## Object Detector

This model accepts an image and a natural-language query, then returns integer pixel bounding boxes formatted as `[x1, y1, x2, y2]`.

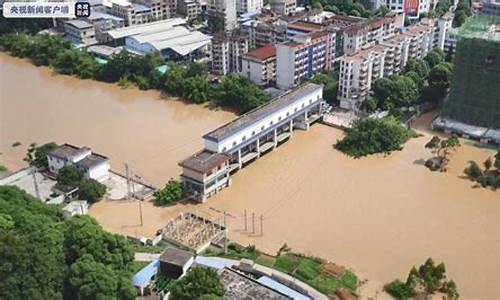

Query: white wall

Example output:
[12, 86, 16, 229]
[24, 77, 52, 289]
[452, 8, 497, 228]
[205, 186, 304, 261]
[204, 86, 323, 153]
[241, 58, 265, 85]
[87, 162, 110, 182]
[276, 44, 296, 90]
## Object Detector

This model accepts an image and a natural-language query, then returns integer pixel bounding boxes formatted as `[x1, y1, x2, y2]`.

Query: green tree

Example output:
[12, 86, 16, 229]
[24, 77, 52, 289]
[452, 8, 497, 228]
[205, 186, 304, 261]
[494, 151, 500, 173]
[24, 142, 57, 168]
[385, 279, 414, 299]
[57, 165, 84, 187]
[484, 157, 493, 172]
[465, 161, 483, 180]
[424, 49, 445, 68]
[424, 135, 460, 172]
[310, 72, 338, 103]
[427, 62, 453, 99]
[78, 178, 107, 203]
[405, 59, 430, 78]
[335, 117, 416, 158]
[154, 179, 184, 205]
[169, 266, 225, 300]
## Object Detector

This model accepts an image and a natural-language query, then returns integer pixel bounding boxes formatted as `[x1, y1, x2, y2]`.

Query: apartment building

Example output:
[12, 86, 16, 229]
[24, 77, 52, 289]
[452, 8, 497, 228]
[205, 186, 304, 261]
[236, 0, 263, 14]
[110, 0, 154, 26]
[211, 34, 249, 75]
[177, 0, 202, 20]
[480, 0, 500, 16]
[241, 44, 277, 85]
[133, 0, 177, 20]
[241, 19, 287, 48]
[270, 0, 296, 15]
[384, 0, 437, 16]
[206, 0, 237, 32]
[276, 31, 336, 89]
[87, 12, 125, 43]
[338, 21, 438, 110]
[343, 14, 398, 54]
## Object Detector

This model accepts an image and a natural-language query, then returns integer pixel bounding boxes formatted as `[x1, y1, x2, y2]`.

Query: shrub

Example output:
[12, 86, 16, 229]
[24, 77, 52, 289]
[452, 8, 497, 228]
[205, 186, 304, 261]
[154, 179, 183, 205]
[57, 165, 84, 187]
[385, 279, 414, 299]
[78, 178, 107, 203]
[335, 117, 416, 158]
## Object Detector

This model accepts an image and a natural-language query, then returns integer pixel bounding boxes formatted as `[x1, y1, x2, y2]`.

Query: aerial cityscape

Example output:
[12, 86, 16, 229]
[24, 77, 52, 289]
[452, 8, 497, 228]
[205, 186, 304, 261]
[0, 0, 499, 298]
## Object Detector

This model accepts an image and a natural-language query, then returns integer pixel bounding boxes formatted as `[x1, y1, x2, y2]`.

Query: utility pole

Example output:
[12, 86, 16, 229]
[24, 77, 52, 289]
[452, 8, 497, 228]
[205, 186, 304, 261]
[260, 214, 263, 237]
[125, 163, 131, 197]
[252, 212, 255, 235]
[138, 199, 143, 226]
[223, 211, 227, 254]
[244, 209, 247, 231]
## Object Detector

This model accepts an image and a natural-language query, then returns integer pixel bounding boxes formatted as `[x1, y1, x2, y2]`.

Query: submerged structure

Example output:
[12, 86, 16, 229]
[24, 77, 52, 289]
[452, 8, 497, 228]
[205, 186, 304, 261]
[179, 83, 328, 202]
[443, 16, 500, 129]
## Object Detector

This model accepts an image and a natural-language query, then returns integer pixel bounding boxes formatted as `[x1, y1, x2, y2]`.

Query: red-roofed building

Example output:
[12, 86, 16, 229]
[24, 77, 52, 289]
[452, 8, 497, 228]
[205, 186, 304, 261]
[241, 44, 277, 86]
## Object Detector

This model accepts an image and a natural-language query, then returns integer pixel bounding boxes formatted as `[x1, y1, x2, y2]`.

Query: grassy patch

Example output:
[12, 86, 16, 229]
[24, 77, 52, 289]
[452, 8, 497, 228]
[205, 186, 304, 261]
[255, 254, 276, 267]
[0, 165, 7, 172]
[295, 257, 322, 281]
[274, 254, 300, 274]
[154, 274, 175, 293]
[130, 241, 168, 254]
[130, 261, 149, 274]
[218, 243, 261, 261]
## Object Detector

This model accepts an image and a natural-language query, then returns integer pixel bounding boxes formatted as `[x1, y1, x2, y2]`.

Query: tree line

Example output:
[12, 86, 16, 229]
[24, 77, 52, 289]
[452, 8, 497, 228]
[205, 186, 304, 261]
[0, 33, 272, 114]
[0, 186, 136, 299]
[464, 151, 500, 189]
[365, 49, 453, 115]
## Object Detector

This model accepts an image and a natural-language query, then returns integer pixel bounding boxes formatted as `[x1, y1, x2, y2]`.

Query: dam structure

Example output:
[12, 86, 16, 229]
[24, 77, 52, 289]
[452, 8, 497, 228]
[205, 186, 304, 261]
[179, 83, 329, 202]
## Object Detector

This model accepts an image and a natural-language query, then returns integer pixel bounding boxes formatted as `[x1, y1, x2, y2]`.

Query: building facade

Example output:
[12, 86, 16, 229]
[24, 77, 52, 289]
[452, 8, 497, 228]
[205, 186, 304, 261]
[206, 0, 237, 32]
[342, 14, 398, 55]
[241, 19, 288, 48]
[236, 0, 263, 14]
[270, 0, 296, 15]
[480, 0, 500, 16]
[338, 21, 438, 110]
[276, 31, 336, 89]
[47, 144, 110, 182]
[241, 44, 277, 85]
[211, 34, 249, 75]
[64, 20, 98, 46]
[110, 1, 154, 26]
[177, 0, 202, 20]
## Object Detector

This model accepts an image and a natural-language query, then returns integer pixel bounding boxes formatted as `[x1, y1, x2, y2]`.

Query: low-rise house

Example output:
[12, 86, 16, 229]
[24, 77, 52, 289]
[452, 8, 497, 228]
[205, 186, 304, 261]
[241, 44, 277, 86]
[63, 20, 98, 46]
[47, 143, 110, 182]
[178, 150, 231, 202]
[159, 248, 195, 278]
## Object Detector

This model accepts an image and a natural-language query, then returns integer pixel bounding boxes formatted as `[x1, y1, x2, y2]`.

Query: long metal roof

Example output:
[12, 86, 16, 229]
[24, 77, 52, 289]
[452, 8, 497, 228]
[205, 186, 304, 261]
[203, 83, 323, 142]
[107, 18, 187, 39]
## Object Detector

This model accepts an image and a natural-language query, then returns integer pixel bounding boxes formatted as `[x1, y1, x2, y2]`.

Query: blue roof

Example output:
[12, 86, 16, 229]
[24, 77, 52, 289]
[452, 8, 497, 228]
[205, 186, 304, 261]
[132, 260, 160, 288]
[194, 256, 235, 270]
[257, 276, 311, 300]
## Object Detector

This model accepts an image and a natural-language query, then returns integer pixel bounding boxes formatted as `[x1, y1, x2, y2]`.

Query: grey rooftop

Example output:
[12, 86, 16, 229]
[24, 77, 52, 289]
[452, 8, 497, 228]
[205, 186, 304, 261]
[179, 150, 231, 174]
[159, 248, 193, 267]
[203, 83, 323, 142]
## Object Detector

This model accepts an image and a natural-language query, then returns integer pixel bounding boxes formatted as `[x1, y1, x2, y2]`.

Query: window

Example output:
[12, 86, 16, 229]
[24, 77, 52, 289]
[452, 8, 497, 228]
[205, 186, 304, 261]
[286, 112, 290, 116]
[294, 107, 298, 112]
[261, 125, 265, 130]
[279, 116, 282, 121]
[242, 136, 246, 141]
[270, 121, 274, 125]
[233, 141, 237, 146]
[252, 131, 256, 136]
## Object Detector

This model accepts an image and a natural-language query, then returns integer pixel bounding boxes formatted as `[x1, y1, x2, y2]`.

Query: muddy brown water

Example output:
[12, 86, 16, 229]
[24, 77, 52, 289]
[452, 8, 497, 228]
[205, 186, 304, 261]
[2, 53, 500, 299]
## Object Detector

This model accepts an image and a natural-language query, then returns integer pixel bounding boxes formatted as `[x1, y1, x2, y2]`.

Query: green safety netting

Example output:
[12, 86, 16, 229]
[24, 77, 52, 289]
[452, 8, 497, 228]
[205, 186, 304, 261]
[443, 16, 500, 129]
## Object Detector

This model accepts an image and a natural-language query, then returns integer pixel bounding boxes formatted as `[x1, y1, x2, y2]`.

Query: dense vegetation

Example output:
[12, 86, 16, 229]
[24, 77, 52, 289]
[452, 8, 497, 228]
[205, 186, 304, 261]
[335, 117, 417, 158]
[464, 151, 500, 189]
[366, 49, 453, 114]
[0, 33, 271, 114]
[385, 258, 459, 299]
[0, 186, 136, 299]
[154, 179, 184, 205]
[453, 0, 472, 27]
[306, 0, 389, 18]
[57, 165, 107, 203]
[0, 15, 51, 35]
[169, 266, 225, 300]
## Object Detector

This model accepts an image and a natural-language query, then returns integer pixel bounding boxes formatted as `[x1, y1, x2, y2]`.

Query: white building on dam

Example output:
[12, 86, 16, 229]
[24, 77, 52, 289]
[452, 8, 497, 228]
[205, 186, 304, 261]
[179, 83, 329, 202]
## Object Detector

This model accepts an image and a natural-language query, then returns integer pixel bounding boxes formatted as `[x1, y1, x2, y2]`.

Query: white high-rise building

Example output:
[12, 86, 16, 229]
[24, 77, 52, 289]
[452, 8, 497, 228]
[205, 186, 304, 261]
[207, 0, 237, 32]
[236, 0, 263, 14]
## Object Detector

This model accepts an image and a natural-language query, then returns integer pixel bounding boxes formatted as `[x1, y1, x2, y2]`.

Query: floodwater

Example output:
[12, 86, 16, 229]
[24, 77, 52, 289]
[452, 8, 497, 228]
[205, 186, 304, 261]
[2, 53, 500, 299]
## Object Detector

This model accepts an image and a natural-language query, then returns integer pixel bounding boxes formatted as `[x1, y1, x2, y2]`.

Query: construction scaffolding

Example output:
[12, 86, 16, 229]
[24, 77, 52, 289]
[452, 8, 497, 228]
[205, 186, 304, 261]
[443, 16, 500, 129]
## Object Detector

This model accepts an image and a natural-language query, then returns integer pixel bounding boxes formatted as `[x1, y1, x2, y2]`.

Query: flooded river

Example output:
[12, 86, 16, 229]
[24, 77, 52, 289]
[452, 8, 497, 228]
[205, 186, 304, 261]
[2, 53, 500, 299]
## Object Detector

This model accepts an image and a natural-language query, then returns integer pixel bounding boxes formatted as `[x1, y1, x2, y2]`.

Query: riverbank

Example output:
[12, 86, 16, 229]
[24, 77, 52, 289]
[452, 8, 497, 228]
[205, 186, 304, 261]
[2, 53, 500, 299]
